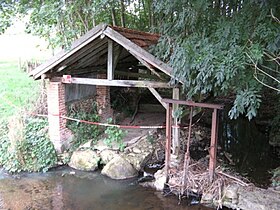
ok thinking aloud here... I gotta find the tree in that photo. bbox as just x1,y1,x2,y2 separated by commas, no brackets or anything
0,0,17,34
152,0,280,120
0,0,155,49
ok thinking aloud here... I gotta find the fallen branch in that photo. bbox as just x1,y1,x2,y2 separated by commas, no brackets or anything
217,171,249,187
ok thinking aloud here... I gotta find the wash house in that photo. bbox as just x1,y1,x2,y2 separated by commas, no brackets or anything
30,23,220,181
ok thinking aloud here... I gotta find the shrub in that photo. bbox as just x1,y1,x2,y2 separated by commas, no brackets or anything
103,118,127,151
67,107,101,150
0,117,57,173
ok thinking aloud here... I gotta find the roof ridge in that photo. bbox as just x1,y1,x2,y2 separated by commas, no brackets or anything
109,25,160,38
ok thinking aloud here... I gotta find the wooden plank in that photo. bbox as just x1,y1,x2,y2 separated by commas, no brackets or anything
107,39,114,80
76,45,109,69
209,109,218,182
162,99,224,110
165,103,172,183
75,42,119,70
103,27,173,77
61,38,108,71
65,77,173,88
31,24,106,79
148,88,168,109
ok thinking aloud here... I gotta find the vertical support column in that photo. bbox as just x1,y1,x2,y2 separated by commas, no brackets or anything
47,80,72,153
107,39,114,80
172,88,180,156
165,103,172,183
209,108,218,182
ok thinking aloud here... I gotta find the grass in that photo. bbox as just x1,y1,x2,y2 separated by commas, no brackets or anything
0,60,40,119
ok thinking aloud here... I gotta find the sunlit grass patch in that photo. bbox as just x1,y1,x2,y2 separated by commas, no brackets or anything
0,60,40,118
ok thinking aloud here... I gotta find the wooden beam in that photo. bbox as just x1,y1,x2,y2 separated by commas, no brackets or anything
31,23,106,79
64,77,173,88
107,39,114,80
209,108,218,182
165,103,172,183
103,27,173,77
162,99,224,110
130,51,163,79
64,38,108,71
148,88,168,109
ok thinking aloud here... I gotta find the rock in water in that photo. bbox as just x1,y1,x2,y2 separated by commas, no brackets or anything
100,149,120,165
153,169,166,191
69,149,100,171
101,156,138,179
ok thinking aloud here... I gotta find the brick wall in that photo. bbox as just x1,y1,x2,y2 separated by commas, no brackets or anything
47,81,72,153
96,74,113,122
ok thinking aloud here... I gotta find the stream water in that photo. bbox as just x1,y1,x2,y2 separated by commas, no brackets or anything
0,167,215,210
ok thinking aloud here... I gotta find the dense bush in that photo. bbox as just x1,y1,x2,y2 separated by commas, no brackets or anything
0,117,57,173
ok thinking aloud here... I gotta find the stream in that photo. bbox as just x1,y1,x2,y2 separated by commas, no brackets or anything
0,167,215,210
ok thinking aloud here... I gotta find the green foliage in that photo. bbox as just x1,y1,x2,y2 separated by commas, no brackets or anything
0,0,16,34
146,133,155,144
0,117,57,173
103,118,127,151
6,0,155,49
19,118,57,172
152,0,280,120
67,107,101,150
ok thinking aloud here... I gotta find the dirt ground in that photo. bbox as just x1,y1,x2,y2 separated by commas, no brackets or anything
119,112,166,143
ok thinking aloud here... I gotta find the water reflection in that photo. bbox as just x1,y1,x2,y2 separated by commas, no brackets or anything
0,168,214,210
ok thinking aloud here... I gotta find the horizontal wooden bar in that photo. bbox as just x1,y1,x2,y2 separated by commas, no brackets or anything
162,98,224,110
63,77,173,88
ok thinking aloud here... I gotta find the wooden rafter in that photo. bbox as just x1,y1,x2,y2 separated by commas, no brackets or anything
148,87,167,109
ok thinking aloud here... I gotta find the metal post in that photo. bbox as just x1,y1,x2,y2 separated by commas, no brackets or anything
209,108,218,182
165,103,172,183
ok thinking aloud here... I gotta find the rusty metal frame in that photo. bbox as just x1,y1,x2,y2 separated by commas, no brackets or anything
162,98,223,183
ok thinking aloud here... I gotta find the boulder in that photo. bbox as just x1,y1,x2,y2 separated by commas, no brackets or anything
100,149,120,165
123,152,152,171
123,135,155,171
153,169,166,191
69,149,100,171
93,140,120,151
101,156,137,179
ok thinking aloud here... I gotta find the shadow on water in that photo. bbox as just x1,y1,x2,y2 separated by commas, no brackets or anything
219,108,280,187
0,167,215,210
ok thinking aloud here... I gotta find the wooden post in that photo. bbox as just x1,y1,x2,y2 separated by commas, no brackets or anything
172,88,180,156
165,103,172,183
209,108,218,182
107,39,114,80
